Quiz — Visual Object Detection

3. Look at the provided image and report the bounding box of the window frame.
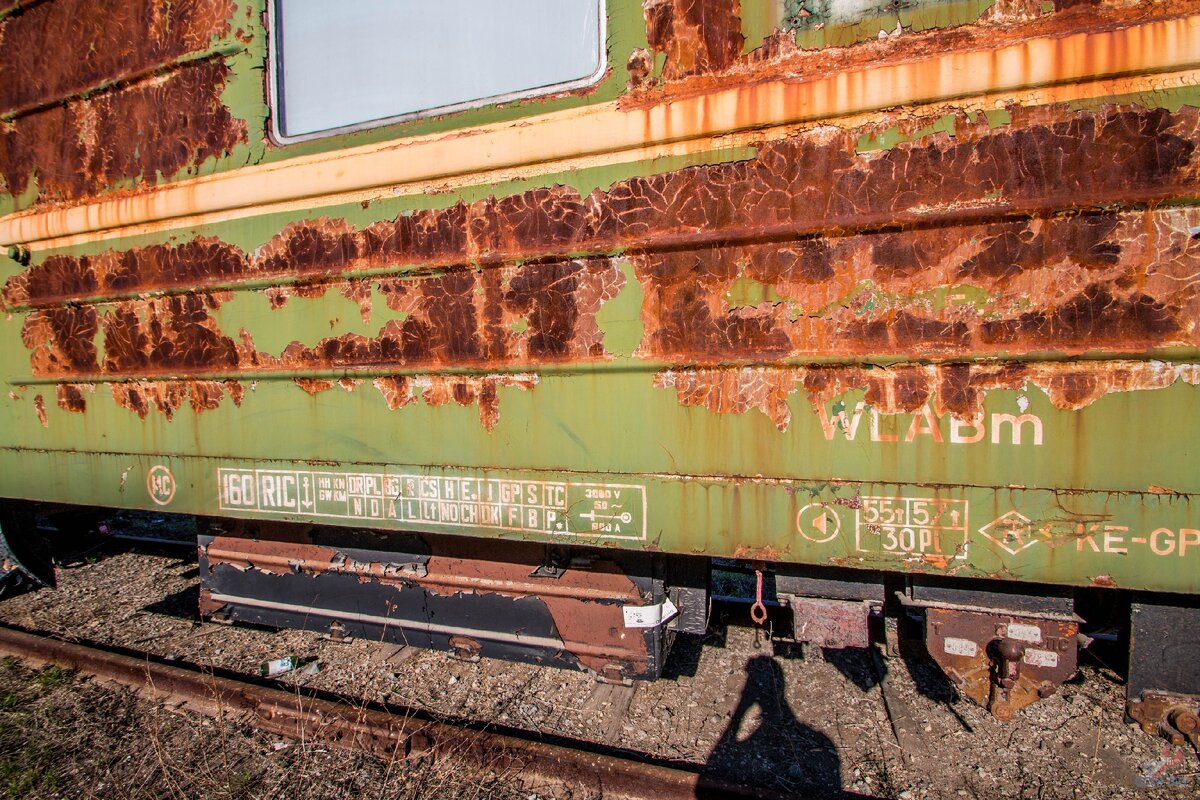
[266,0,609,145]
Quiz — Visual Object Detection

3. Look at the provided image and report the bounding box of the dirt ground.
[0,656,537,800]
[0,516,1195,800]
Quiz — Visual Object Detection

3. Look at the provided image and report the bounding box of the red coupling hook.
[750,568,768,625]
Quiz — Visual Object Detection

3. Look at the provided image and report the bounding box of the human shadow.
[142,584,201,621]
[704,654,852,797]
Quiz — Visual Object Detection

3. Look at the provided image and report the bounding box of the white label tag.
[622,598,679,628]
[943,637,978,657]
[1023,648,1059,668]
[1007,623,1043,643]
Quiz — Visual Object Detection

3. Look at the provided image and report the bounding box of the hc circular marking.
[796,502,840,544]
[147,465,176,506]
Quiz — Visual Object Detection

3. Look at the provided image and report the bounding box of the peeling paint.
[0,58,248,204]
[635,0,1200,104]
[8,103,1197,305]
[657,361,1200,431]
[644,0,745,79]
[0,0,235,116]
[6,102,1200,430]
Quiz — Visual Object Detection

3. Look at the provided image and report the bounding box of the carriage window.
[269,0,606,143]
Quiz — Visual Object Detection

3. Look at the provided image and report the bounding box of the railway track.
[0,622,820,800]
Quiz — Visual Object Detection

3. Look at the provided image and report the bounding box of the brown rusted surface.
[106,380,235,419]
[100,293,238,372]
[6,102,1200,426]
[196,586,228,618]
[20,305,99,374]
[784,596,871,649]
[16,286,245,419]
[629,0,1200,104]
[8,104,1197,304]
[643,0,744,80]
[12,250,627,425]
[1128,693,1200,751]
[371,375,536,431]
[205,534,342,578]
[54,382,90,413]
[0,58,246,204]
[925,607,1079,720]
[0,0,234,116]
[257,255,622,426]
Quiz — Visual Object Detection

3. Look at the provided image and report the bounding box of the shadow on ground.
[702,653,874,799]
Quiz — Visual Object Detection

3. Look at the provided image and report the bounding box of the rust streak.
[631,0,1200,105]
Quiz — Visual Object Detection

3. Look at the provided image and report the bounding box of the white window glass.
[271,1,606,142]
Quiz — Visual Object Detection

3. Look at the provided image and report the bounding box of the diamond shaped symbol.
[979,510,1036,555]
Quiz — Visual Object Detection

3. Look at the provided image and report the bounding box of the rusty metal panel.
[198,522,668,681]
[784,596,872,649]
[0,0,237,116]
[0,0,254,210]
[0,1,1199,598]
[924,605,1080,719]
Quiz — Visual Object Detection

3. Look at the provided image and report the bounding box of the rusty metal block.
[1127,601,1200,750]
[783,595,872,649]
[1128,692,1200,751]
[923,606,1079,720]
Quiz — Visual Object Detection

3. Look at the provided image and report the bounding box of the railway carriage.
[0,0,1198,746]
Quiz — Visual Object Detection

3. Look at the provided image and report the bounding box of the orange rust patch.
[197,586,227,618]
[109,380,242,420]
[32,394,46,427]
[55,383,92,413]
[731,545,785,561]
[644,0,744,80]
[0,0,235,116]
[21,306,100,375]
[0,58,246,204]
[372,375,536,430]
[100,293,238,374]
[203,534,341,578]
[10,103,1196,308]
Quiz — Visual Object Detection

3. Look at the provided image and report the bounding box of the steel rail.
[0,623,815,800]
